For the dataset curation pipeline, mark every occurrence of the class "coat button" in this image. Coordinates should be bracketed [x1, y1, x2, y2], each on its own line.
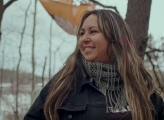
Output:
[68, 114, 72, 119]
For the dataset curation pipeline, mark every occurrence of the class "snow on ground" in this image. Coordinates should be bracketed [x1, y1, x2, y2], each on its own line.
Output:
[0, 83, 43, 120]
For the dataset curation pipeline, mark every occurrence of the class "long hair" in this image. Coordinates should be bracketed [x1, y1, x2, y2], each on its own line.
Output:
[44, 48, 83, 120]
[44, 9, 155, 120]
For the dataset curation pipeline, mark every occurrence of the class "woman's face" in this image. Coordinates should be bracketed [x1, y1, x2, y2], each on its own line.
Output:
[78, 14, 112, 64]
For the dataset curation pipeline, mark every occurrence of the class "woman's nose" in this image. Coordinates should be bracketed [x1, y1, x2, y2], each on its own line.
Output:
[85, 38, 90, 42]
[82, 33, 90, 42]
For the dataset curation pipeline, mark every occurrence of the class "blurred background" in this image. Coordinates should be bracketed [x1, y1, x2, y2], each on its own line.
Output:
[0, 0, 164, 120]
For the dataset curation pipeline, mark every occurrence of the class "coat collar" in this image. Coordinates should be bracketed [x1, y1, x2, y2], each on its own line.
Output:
[77, 74, 91, 93]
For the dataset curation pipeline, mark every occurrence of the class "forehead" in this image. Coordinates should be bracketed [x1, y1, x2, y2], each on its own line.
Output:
[81, 14, 98, 28]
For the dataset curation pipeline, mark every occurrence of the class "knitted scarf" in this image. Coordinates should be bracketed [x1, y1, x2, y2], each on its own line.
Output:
[82, 58, 129, 113]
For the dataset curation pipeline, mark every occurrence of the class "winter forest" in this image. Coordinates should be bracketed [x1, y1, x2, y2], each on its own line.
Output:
[0, 0, 164, 120]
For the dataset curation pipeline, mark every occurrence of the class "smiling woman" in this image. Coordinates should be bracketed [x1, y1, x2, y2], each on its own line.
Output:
[24, 9, 164, 120]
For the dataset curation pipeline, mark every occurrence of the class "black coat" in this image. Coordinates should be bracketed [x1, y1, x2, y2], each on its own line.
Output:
[24, 77, 164, 120]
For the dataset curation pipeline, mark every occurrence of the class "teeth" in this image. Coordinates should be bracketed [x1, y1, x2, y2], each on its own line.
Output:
[85, 47, 92, 50]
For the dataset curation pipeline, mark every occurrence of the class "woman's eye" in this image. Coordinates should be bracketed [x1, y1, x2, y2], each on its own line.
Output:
[91, 30, 97, 33]
[80, 32, 84, 36]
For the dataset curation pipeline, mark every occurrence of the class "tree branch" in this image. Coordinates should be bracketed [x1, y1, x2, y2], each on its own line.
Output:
[4, 0, 17, 10]
[146, 46, 164, 54]
[89, 0, 120, 14]
[146, 52, 161, 87]
[154, 57, 164, 85]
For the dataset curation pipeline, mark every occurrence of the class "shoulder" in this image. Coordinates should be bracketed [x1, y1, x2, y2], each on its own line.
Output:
[151, 92, 164, 120]
[151, 92, 163, 107]
[151, 92, 163, 102]
[23, 80, 52, 120]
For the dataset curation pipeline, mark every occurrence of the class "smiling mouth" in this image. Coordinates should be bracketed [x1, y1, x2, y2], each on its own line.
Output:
[84, 47, 95, 52]
[84, 47, 93, 50]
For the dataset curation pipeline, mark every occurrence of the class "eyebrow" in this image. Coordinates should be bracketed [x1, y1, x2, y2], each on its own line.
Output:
[80, 26, 99, 31]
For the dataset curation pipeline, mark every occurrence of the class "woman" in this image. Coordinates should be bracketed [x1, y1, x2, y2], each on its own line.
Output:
[24, 9, 164, 120]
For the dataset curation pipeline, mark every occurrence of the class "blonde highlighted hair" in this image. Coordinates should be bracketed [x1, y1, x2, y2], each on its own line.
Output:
[44, 9, 155, 120]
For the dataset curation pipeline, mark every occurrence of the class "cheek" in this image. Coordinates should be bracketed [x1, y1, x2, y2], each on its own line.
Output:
[77, 39, 82, 49]
[100, 41, 111, 55]
[107, 45, 113, 56]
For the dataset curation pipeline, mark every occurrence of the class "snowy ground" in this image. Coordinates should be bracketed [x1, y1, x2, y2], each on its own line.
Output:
[0, 83, 42, 120]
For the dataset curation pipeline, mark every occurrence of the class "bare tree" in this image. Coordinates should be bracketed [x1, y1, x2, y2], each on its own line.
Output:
[0, 48, 5, 113]
[15, 1, 31, 120]
[48, 19, 53, 79]
[145, 36, 164, 93]
[125, 0, 152, 59]
[89, 0, 119, 14]
[0, 0, 17, 113]
[0, 0, 17, 44]
[31, 0, 37, 91]
[42, 57, 47, 87]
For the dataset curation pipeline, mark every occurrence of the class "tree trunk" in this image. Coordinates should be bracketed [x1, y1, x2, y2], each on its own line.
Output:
[32, 0, 37, 91]
[125, 0, 152, 59]
[42, 57, 47, 87]
[15, 1, 31, 119]
[0, 1, 4, 44]
[49, 19, 53, 79]
[0, 50, 4, 112]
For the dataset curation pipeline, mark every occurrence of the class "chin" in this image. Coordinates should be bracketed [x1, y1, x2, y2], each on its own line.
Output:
[83, 57, 94, 62]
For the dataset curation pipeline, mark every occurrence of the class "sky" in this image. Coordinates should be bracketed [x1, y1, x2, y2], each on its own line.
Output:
[1, 0, 164, 77]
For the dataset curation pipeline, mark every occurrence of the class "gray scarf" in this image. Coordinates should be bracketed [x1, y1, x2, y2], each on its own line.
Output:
[82, 58, 128, 113]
